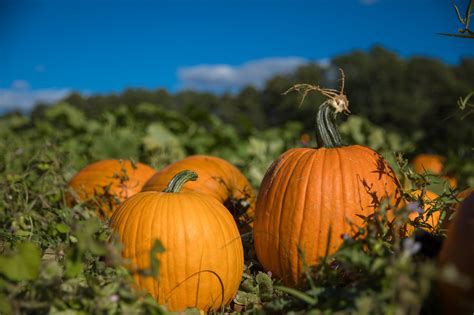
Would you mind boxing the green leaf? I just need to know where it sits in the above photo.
[90,126,142,160]
[41,260,63,280]
[142,123,185,164]
[256,272,273,301]
[234,290,261,306]
[149,240,165,278]
[0,242,41,281]
[65,259,83,278]
[44,102,88,130]
[55,223,70,234]
[0,294,12,314]
[240,278,257,293]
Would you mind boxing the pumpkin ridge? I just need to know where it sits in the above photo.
[197,158,222,198]
[183,198,198,307]
[333,148,345,250]
[358,150,374,226]
[357,149,379,215]
[277,150,309,280]
[295,150,318,278]
[192,197,204,308]
[137,195,152,291]
[211,157,234,197]
[215,197,242,305]
[152,196,161,301]
[164,197,172,294]
[146,195,159,296]
[353,154,364,215]
[263,149,300,199]
[354,148,370,214]
[257,150,300,277]
[283,149,313,281]
[123,194,143,276]
[179,195,191,306]
[200,196,223,307]
[258,151,287,277]
[204,195,243,307]
[317,149,327,264]
[210,158,246,218]
[338,150,349,249]
[169,195,180,303]
[267,157,289,279]
[209,196,230,307]
[122,199,140,288]
[165,196,197,307]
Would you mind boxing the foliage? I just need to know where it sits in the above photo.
[1,98,471,314]
[0,137,170,314]
[25,47,474,158]
[1,46,473,313]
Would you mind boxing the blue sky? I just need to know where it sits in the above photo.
[1,0,473,111]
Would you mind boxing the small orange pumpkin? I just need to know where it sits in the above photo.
[403,190,440,235]
[67,159,156,218]
[411,154,457,188]
[111,170,244,312]
[253,90,401,286]
[412,154,445,175]
[439,191,474,314]
[142,155,255,231]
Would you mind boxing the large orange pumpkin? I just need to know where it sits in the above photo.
[68,159,156,218]
[411,154,457,188]
[439,191,474,314]
[142,155,255,231]
[110,170,244,312]
[253,91,401,286]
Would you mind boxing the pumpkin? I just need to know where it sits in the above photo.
[253,85,401,286]
[412,154,445,175]
[110,170,244,312]
[411,154,457,188]
[403,190,440,235]
[438,191,474,314]
[67,159,156,218]
[142,155,255,232]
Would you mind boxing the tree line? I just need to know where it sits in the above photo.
[29,46,473,156]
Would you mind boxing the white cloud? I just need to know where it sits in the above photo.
[0,80,71,113]
[11,79,31,90]
[177,57,310,91]
[317,58,331,68]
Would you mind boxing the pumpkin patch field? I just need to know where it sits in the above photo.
[1,57,473,314]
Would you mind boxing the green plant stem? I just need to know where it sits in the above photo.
[316,102,344,148]
[163,170,198,193]
[274,285,317,305]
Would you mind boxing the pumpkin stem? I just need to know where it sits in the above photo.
[283,68,350,148]
[163,170,198,193]
[316,100,348,148]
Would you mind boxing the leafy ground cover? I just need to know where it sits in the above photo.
[0,96,471,314]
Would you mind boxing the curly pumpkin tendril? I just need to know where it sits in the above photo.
[163,170,198,193]
[282,68,350,148]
